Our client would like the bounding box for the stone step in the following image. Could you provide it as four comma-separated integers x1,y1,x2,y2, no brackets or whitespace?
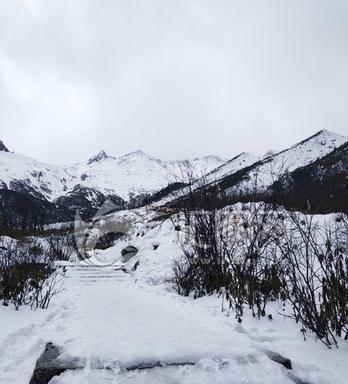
30,343,310,384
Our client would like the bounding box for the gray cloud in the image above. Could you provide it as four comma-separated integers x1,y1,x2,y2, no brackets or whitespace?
0,0,347,164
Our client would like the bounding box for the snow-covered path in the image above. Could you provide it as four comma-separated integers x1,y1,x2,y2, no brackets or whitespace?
44,264,293,383
0,263,346,384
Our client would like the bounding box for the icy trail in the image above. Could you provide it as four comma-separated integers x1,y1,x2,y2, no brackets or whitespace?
0,263,346,383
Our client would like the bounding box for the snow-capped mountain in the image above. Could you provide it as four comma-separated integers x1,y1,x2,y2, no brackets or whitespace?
217,129,347,195
271,141,348,213
69,150,225,202
168,129,348,214
204,152,259,184
0,145,225,219
0,129,347,223
162,152,260,205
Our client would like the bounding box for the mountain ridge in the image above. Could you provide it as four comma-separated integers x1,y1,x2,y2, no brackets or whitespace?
167,129,347,213
220,129,347,195
0,129,347,223
0,144,226,204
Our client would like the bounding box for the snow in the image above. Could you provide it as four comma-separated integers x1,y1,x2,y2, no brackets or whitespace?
227,129,347,194
0,306,47,347
204,152,259,183
50,356,293,384
48,268,256,365
1,131,347,383
0,130,346,206
0,149,225,202
1,207,347,383
154,152,259,205
147,130,347,206
0,305,56,383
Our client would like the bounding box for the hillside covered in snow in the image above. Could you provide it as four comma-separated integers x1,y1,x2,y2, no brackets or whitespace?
216,130,347,194
0,129,347,224
0,147,225,203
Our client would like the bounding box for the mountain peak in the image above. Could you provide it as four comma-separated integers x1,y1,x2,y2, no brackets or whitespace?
317,129,335,135
0,140,9,152
294,129,346,148
316,129,347,142
311,128,346,141
121,150,155,160
263,149,277,159
88,150,109,164
125,150,147,156
313,129,335,139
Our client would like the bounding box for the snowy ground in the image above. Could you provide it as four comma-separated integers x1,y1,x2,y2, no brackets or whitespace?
0,208,347,383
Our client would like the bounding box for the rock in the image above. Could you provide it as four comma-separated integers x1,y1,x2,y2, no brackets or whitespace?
131,260,140,272
265,351,292,370
153,244,159,250
30,343,84,384
87,150,109,164
9,179,46,200
29,343,68,384
30,343,198,383
0,140,9,152
121,245,138,262
174,225,181,231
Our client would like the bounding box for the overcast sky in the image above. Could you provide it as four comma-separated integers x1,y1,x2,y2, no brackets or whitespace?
0,0,347,164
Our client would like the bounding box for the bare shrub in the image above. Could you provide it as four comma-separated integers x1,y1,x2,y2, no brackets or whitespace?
0,239,64,310
278,213,348,348
172,169,228,298
223,202,285,319
173,207,228,298
171,165,348,346
172,170,285,320
45,233,75,261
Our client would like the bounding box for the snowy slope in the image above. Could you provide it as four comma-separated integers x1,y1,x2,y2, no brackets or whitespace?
156,152,260,205
271,141,348,213
0,130,346,214
65,151,225,201
220,129,347,195
204,152,259,184
0,148,225,202
1,207,348,383
0,151,74,200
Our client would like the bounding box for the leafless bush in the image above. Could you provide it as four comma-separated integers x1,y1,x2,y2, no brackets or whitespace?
45,232,75,261
173,207,227,298
171,166,348,346
172,169,229,298
278,213,348,348
223,202,285,319
172,169,285,320
0,239,64,310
